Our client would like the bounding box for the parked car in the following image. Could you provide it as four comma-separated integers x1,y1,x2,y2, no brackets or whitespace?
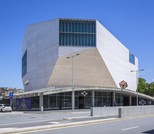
0,104,12,112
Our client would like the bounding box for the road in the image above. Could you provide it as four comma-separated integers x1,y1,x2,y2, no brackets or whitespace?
21,115,154,134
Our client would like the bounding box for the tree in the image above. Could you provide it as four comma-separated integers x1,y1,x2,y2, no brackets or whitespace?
138,78,148,94
138,78,154,97
148,82,154,97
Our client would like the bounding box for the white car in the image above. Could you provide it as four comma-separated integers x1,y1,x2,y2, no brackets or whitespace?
0,104,12,112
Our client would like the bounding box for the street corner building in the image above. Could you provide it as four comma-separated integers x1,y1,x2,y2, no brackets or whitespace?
19,18,154,110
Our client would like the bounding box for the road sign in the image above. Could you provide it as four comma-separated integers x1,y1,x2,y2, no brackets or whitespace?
9,92,14,100
81,91,88,96
139,99,146,105
119,80,128,89
9,92,14,97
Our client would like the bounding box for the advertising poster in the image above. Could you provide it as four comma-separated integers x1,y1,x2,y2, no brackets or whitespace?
16,98,31,110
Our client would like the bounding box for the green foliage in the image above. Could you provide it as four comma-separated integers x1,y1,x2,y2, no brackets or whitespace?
148,82,154,97
138,78,154,97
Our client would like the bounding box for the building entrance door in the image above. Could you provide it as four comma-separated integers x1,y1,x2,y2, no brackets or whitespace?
124,96,129,106
58,94,62,110
79,96,84,109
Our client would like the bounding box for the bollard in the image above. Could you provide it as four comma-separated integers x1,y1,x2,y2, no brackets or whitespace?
118,108,122,118
40,106,44,112
91,107,93,116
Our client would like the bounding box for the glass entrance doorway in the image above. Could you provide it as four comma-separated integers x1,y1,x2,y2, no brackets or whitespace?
79,96,84,109
75,91,91,109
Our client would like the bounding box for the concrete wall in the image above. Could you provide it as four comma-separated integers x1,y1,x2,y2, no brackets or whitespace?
59,46,92,57
119,106,154,118
91,106,154,118
22,19,59,91
91,107,119,117
96,20,138,91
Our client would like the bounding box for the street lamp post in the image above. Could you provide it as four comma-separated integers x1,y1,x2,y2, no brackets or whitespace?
66,53,80,112
130,69,144,106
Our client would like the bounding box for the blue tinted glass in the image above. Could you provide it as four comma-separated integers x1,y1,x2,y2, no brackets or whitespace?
22,50,27,77
129,52,135,65
59,19,96,47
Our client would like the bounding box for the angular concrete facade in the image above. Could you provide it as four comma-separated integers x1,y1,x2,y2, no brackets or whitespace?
22,18,138,92
47,48,116,88
22,19,59,90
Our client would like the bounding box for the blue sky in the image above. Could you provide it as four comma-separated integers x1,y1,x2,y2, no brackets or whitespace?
0,0,154,89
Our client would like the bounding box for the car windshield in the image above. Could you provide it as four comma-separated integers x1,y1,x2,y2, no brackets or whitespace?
3,104,10,106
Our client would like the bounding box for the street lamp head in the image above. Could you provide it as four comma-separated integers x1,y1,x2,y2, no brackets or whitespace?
130,69,144,72
66,53,80,59
24,80,29,86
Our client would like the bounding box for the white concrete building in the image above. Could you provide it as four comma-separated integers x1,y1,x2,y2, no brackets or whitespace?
22,18,137,91
20,18,152,110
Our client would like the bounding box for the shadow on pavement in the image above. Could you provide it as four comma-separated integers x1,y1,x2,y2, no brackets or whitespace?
142,129,154,134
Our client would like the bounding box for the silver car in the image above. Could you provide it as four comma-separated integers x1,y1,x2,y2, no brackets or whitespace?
0,104,12,112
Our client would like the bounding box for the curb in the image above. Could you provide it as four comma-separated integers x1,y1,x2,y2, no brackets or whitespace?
0,112,23,115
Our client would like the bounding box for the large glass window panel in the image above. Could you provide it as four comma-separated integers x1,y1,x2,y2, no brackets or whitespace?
59,19,96,47
86,35,88,46
85,22,88,33
60,21,62,32
129,52,135,65
70,34,72,45
70,21,72,32
64,34,66,46
79,22,81,32
66,34,69,46
76,22,79,32
72,34,74,46
95,97,103,107
85,96,91,108
90,22,92,33
76,34,79,46
92,22,95,33
92,35,94,46
75,96,79,108
89,35,92,46
93,35,96,46
31,97,39,108
22,50,27,77
83,22,86,33
87,35,89,46
63,21,66,32
43,95,48,108
80,22,83,33
49,95,57,108
64,96,71,108
72,22,75,32
67,21,69,32
63,34,65,46
74,34,77,46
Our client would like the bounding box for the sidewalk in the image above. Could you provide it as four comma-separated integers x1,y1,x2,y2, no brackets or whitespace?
0,109,118,134
0,116,118,134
